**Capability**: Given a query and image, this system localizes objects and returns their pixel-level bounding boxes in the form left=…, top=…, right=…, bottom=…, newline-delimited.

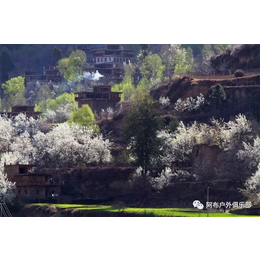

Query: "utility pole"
left=207, top=186, right=209, bottom=217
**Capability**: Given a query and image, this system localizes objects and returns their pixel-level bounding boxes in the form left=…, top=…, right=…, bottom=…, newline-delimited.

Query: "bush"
left=68, top=104, right=95, bottom=127
left=234, top=69, right=245, bottom=77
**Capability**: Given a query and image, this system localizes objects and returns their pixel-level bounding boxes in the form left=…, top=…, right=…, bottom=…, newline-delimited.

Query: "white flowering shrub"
left=159, top=96, right=170, bottom=108
left=158, top=114, right=252, bottom=167
left=150, top=167, right=174, bottom=190
left=101, top=107, right=114, bottom=119
left=243, top=164, right=260, bottom=204
left=42, top=103, right=75, bottom=124
left=131, top=166, right=152, bottom=181
left=0, top=114, right=112, bottom=170
left=132, top=166, right=195, bottom=191
left=33, top=123, right=112, bottom=168
left=56, top=104, right=75, bottom=123
left=174, top=93, right=205, bottom=113
left=0, top=115, right=14, bottom=152
left=0, top=172, right=16, bottom=203
left=225, top=114, right=251, bottom=142
left=12, top=113, right=39, bottom=136
left=237, top=136, right=260, bottom=170
left=42, top=110, right=56, bottom=124
left=158, top=122, right=201, bottom=165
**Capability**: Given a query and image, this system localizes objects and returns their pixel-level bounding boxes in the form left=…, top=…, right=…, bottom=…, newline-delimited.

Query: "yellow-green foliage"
left=112, top=63, right=136, bottom=101
left=174, top=47, right=194, bottom=75
left=112, top=79, right=135, bottom=101
left=1, top=76, right=25, bottom=95
left=36, top=93, right=77, bottom=112
left=57, top=49, right=87, bottom=82
left=1, top=76, right=26, bottom=110
left=68, top=104, right=96, bottom=127
left=140, top=54, right=165, bottom=83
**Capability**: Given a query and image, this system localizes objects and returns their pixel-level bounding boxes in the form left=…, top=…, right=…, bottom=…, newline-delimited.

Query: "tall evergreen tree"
left=123, top=92, right=164, bottom=173
left=210, top=84, right=226, bottom=110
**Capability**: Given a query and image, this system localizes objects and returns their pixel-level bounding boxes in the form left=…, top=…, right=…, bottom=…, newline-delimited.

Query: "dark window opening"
left=19, top=167, right=28, bottom=174
left=36, top=190, right=39, bottom=195
left=25, top=190, right=27, bottom=194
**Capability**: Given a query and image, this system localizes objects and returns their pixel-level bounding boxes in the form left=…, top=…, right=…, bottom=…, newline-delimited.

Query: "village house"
left=83, top=44, right=134, bottom=83
left=75, top=84, right=121, bottom=112
left=2, top=105, right=41, bottom=119
left=4, top=164, right=60, bottom=202
left=24, top=67, right=62, bottom=85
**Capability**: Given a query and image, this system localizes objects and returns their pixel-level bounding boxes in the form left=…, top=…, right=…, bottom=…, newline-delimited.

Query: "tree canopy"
left=123, top=92, right=164, bottom=173
left=36, top=92, right=77, bottom=112
left=140, top=54, right=165, bottom=84
left=1, top=76, right=26, bottom=110
left=68, top=104, right=95, bottom=127
left=57, top=49, right=87, bottom=82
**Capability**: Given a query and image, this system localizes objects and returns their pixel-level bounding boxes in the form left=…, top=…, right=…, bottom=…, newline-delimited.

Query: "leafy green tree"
left=51, top=46, right=63, bottom=64
left=161, top=44, right=178, bottom=79
left=36, top=92, right=77, bottom=112
left=1, top=76, right=26, bottom=110
left=68, top=104, right=95, bottom=127
left=174, top=47, right=194, bottom=75
left=123, top=92, right=164, bottom=173
left=130, top=78, right=153, bottom=101
left=112, top=62, right=136, bottom=101
left=140, top=54, right=165, bottom=85
left=210, top=84, right=226, bottom=110
left=161, top=45, right=194, bottom=78
left=112, top=81, right=135, bottom=101
left=57, top=49, right=87, bottom=82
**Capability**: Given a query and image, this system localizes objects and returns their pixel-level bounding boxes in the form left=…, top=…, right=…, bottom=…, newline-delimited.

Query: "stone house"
left=75, top=85, right=121, bottom=112
left=4, top=164, right=60, bottom=202
left=3, top=105, right=42, bottom=119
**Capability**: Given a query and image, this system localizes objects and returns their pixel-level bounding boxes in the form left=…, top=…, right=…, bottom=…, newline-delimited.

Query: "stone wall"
left=191, top=144, right=221, bottom=180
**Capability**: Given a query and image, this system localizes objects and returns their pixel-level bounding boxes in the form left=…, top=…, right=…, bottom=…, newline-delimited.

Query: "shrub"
left=68, top=104, right=95, bottom=127
left=234, top=69, right=245, bottom=77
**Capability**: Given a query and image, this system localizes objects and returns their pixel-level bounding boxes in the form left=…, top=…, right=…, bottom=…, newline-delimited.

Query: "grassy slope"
left=30, top=203, right=258, bottom=217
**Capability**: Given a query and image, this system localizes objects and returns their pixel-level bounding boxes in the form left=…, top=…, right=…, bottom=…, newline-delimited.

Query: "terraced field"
left=29, top=203, right=259, bottom=217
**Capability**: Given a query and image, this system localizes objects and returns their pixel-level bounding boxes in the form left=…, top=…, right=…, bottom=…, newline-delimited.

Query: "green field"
left=30, top=203, right=259, bottom=217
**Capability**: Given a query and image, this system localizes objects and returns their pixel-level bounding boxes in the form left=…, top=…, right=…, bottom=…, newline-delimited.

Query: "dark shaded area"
left=211, top=44, right=260, bottom=74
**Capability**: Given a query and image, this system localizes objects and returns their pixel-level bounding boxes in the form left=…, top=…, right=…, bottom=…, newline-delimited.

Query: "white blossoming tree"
left=174, top=93, right=205, bottom=113
left=237, top=136, right=260, bottom=170
left=159, top=96, right=170, bottom=108
left=242, top=164, right=260, bottom=205
left=32, top=123, right=112, bottom=168
left=0, top=172, right=16, bottom=203
left=0, top=115, right=14, bottom=153
left=12, top=113, right=39, bottom=136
